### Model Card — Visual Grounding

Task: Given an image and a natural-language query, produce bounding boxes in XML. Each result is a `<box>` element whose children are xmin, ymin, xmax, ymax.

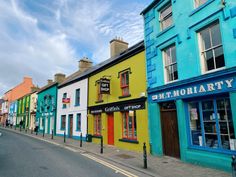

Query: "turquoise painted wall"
<box><xmin>143</xmin><ymin>0</ymin><xmax>236</xmax><ymax>172</ymax></box>
<box><xmin>36</xmin><ymin>84</ymin><xmax>57</xmax><ymax>134</ymax></box>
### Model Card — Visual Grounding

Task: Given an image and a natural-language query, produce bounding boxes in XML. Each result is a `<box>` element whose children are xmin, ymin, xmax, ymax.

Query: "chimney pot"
<box><xmin>78</xmin><ymin>57</ymin><xmax>93</xmax><ymax>72</ymax></box>
<box><xmin>54</xmin><ymin>73</ymin><xmax>66</xmax><ymax>84</ymax></box>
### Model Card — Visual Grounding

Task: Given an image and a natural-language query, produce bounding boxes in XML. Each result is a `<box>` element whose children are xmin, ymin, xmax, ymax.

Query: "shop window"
<box><xmin>122</xmin><ymin>111</ymin><xmax>137</xmax><ymax>140</ymax></box>
<box><xmin>163</xmin><ymin>45</ymin><xmax>178</xmax><ymax>82</ymax></box>
<box><xmin>76</xmin><ymin>113</ymin><xmax>81</xmax><ymax>131</ymax></box>
<box><xmin>159</xmin><ymin>2</ymin><xmax>173</xmax><ymax>31</ymax></box>
<box><xmin>97</xmin><ymin>82</ymin><xmax>103</xmax><ymax>102</ymax></box>
<box><xmin>187</xmin><ymin>97</ymin><xmax>235</xmax><ymax>151</ymax></box>
<box><xmin>75</xmin><ymin>89</ymin><xmax>80</xmax><ymax>106</ymax></box>
<box><xmin>61</xmin><ymin>115</ymin><xmax>66</xmax><ymax>130</ymax></box>
<box><xmin>94</xmin><ymin>114</ymin><xmax>101</xmax><ymax>136</ymax></box>
<box><xmin>198</xmin><ymin>22</ymin><xmax>225</xmax><ymax>72</ymax></box>
<box><xmin>62</xmin><ymin>93</ymin><xmax>67</xmax><ymax>109</ymax></box>
<box><xmin>40</xmin><ymin>117</ymin><xmax>44</xmax><ymax>129</ymax></box>
<box><xmin>120</xmin><ymin>71</ymin><xmax>129</xmax><ymax>96</ymax></box>
<box><xmin>194</xmin><ymin>0</ymin><xmax>207</xmax><ymax>8</ymax></box>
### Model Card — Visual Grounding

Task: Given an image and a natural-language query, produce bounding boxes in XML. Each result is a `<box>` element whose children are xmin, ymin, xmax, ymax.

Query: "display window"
<box><xmin>94</xmin><ymin>114</ymin><xmax>101</xmax><ymax>136</ymax></box>
<box><xmin>187</xmin><ymin>97</ymin><xmax>235</xmax><ymax>152</ymax></box>
<box><xmin>122</xmin><ymin>111</ymin><xmax>137</xmax><ymax>140</ymax></box>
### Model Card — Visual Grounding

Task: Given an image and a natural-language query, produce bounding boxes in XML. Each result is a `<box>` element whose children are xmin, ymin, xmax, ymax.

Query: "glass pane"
<box><xmin>165</xmin><ymin>48</ymin><xmax>171</xmax><ymax>66</ymax></box>
<box><xmin>128</xmin><ymin>115</ymin><xmax>133</xmax><ymax>138</ymax></box>
<box><xmin>189</xmin><ymin>102</ymin><xmax>202</xmax><ymax>146</ymax></box>
<box><xmin>202</xmin><ymin>100</ymin><xmax>214</xmax><ymax>121</ymax></box>
<box><xmin>133</xmin><ymin>114</ymin><xmax>137</xmax><ymax>138</ymax></box>
<box><xmin>171</xmin><ymin>46</ymin><xmax>176</xmax><ymax>63</ymax></box>
<box><xmin>204</xmin><ymin>50</ymin><xmax>214</xmax><ymax>71</ymax></box>
<box><xmin>173</xmin><ymin>64</ymin><xmax>178</xmax><ymax>80</ymax></box>
<box><xmin>123</xmin><ymin>113</ymin><xmax>127</xmax><ymax>137</ymax></box>
<box><xmin>162</xmin><ymin>16</ymin><xmax>172</xmax><ymax>30</ymax></box>
<box><xmin>160</xmin><ymin>5</ymin><xmax>172</xmax><ymax>19</ymax></box>
<box><xmin>200</xmin><ymin>28</ymin><xmax>211</xmax><ymax>50</ymax></box>
<box><xmin>214</xmin><ymin>46</ymin><xmax>225</xmax><ymax>68</ymax></box>
<box><xmin>211</xmin><ymin>23</ymin><xmax>222</xmax><ymax>47</ymax></box>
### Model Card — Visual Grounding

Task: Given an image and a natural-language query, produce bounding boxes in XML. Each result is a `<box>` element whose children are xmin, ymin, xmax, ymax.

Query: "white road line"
<box><xmin>82</xmin><ymin>153</ymin><xmax>138</xmax><ymax>177</ymax></box>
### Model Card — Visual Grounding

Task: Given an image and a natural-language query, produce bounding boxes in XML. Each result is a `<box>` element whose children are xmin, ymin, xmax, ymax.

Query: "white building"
<box><xmin>56</xmin><ymin>58</ymin><xmax>92</xmax><ymax>140</ymax></box>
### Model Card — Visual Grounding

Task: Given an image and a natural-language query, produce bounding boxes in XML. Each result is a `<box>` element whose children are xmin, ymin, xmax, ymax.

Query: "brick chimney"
<box><xmin>110</xmin><ymin>37</ymin><xmax>128</xmax><ymax>58</ymax></box>
<box><xmin>47</xmin><ymin>80</ymin><xmax>53</xmax><ymax>85</ymax></box>
<box><xmin>54</xmin><ymin>73</ymin><xmax>66</xmax><ymax>84</ymax></box>
<box><xmin>79</xmin><ymin>57</ymin><xmax>93</xmax><ymax>72</ymax></box>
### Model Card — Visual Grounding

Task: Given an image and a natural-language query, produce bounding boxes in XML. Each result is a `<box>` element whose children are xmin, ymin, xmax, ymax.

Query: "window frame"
<box><xmin>198</xmin><ymin>21</ymin><xmax>225</xmax><ymax>73</ymax></box>
<box><xmin>76</xmin><ymin>113</ymin><xmax>81</xmax><ymax>132</ymax></box>
<box><xmin>61</xmin><ymin>115</ymin><xmax>66</xmax><ymax>130</ymax></box>
<box><xmin>163</xmin><ymin>44</ymin><xmax>178</xmax><ymax>83</ymax></box>
<box><xmin>122</xmin><ymin>111</ymin><xmax>137</xmax><ymax>140</ymax></box>
<box><xmin>75</xmin><ymin>88</ymin><xmax>80</xmax><ymax>106</ymax></box>
<box><xmin>159</xmin><ymin>2</ymin><xmax>173</xmax><ymax>31</ymax></box>
<box><xmin>62</xmin><ymin>93</ymin><xmax>67</xmax><ymax>109</ymax></box>
<box><xmin>186</xmin><ymin>96</ymin><xmax>236</xmax><ymax>154</ymax></box>
<box><xmin>94</xmin><ymin>114</ymin><xmax>102</xmax><ymax>136</ymax></box>
<box><xmin>120</xmin><ymin>71</ymin><xmax>130</xmax><ymax>96</ymax></box>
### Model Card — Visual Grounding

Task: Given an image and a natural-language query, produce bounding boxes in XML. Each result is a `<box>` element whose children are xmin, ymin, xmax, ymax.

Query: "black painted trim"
<box><xmin>119</xmin><ymin>139</ymin><xmax>139</xmax><ymax>144</ymax></box>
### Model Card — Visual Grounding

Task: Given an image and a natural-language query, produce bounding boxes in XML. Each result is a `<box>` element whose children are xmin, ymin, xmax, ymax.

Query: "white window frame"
<box><xmin>163</xmin><ymin>44</ymin><xmax>178</xmax><ymax>83</ymax></box>
<box><xmin>198</xmin><ymin>22</ymin><xmax>225</xmax><ymax>73</ymax></box>
<box><xmin>159</xmin><ymin>3</ymin><xmax>173</xmax><ymax>31</ymax></box>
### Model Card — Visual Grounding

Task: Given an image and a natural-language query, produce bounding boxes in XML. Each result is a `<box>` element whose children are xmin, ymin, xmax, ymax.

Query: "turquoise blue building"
<box><xmin>36</xmin><ymin>74</ymin><xmax>65</xmax><ymax>135</ymax></box>
<box><xmin>142</xmin><ymin>0</ymin><xmax>236</xmax><ymax>171</ymax></box>
<box><xmin>9</xmin><ymin>101</ymin><xmax>17</xmax><ymax>126</ymax></box>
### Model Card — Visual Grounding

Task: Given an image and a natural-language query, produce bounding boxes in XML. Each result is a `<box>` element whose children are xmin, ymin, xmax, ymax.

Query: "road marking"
<box><xmin>82</xmin><ymin>153</ymin><xmax>138</xmax><ymax>177</ymax></box>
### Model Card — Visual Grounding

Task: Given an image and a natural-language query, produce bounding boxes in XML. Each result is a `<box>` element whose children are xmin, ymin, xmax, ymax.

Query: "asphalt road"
<box><xmin>0</xmin><ymin>129</ymin><xmax>128</xmax><ymax>177</ymax></box>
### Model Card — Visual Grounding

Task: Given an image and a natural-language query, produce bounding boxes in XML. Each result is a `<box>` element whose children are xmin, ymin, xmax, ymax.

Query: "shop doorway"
<box><xmin>160</xmin><ymin>102</ymin><xmax>180</xmax><ymax>158</ymax></box>
<box><xmin>68</xmin><ymin>114</ymin><xmax>73</xmax><ymax>138</ymax></box>
<box><xmin>107</xmin><ymin>113</ymin><xmax>114</xmax><ymax>145</ymax></box>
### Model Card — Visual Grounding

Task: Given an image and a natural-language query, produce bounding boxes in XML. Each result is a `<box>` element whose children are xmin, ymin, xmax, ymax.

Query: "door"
<box><xmin>45</xmin><ymin>117</ymin><xmax>48</xmax><ymax>134</ymax></box>
<box><xmin>107</xmin><ymin>113</ymin><xmax>114</xmax><ymax>145</ymax></box>
<box><xmin>160</xmin><ymin>102</ymin><xmax>180</xmax><ymax>158</ymax></box>
<box><xmin>69</xmin><ymin>114</ymin><xmax>73</xmax><ymax>138</ymax></box>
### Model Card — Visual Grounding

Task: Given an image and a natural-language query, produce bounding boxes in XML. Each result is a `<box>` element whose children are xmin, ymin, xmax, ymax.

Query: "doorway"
<box><xmin>107</xmin><ymin>113</ymin><xmax>114</xmax><ymax>145</ymax></box>
<box><xmin>68</xmin><ymin>114</ymin><xmax>73</xmax><ymax>138</ymax></box>
<box><xmin>160</xmin><ymin>102</ymin><xmax>180</xmax><ymax>158</ymax></box>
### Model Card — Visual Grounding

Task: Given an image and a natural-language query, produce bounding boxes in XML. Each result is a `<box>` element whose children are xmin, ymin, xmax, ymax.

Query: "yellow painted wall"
<box><xmin>88</xmin><ymin>50</ymin><xmax>150</xmax><ymax>153</ymax></box>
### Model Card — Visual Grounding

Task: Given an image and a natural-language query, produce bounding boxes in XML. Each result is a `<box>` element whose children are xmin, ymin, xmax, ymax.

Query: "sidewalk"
<box><xmin>1</xmin><ymin>127</ymin><xmax>231</xmax><ymax>177</ymax></box>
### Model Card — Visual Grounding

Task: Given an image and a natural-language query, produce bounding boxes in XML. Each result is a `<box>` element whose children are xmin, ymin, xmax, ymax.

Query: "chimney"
<box><xmin>79</xmin><ymin>57</ymin><xmax>93</xmax><ymax>72</ymax></box>
<box><xmin>47</xmin><ymin>80</ymin><xmax>53</xmax><ymax>85</ymax></box>
<box><xmin>54</xmin><ymin>73</ymin><xmax>66</xmax><ymax>84</ymax></box>
<box><xmin>23</xmin><ymin>77</ymin><xmax>32</xmax><ymax>83</ymax></box>
<box><xmin>110</xmin><ymin>37</ymin><xmax>128</xmax><ymax>58</ymax></box>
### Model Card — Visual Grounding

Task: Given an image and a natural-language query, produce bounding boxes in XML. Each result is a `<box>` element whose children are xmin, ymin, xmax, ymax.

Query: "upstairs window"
<box><xmin>160</xmin><ymin>3</ymin><xmax>173</xmax><ymax>31</ymax></box>
<box><xmin>120</xmin><ymin>71</ymin><xmax>129</xmax><ymax>96</ymax></box>
<box><xmin>76</xmin><ymin>113</ymin><xmax>81</xmax><ymax>131</ymax></box>
<box><xmin>94</xmin><ymin>114</ymin><xmax>101</xmax><ymax>136</ymax></box>
<box><xmin>62</xmin><ymin>93</ymin><xmax>67</xmax><ymax>109</ymax></box>
<box><xmin>163</xmin><ymin>45</ymin><xmax>178</xmax><ymax>82</ymax></box>
<box><xmin>75</xmin><ymin>89</ymin><xmax>80</xmax><ymax>106</ymax></box>
<box><xmin>198</xmin><ymin>22</ymin><xmax>225</xmax><ymax>72</ymax></box>
<box><xmin>61</xmin><ymin>115</ymin><xmax>66</xmax><ymax>130</ymax></box>
<box><xmin>194</xmin><ymin>0</ymin><xmax>207</xmax><ymax>8</ymax></box>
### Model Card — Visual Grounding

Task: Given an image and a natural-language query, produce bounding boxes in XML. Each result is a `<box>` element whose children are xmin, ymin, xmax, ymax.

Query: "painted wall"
<box><xmin>29</xmin><ymin>92</ymin><xmax>37</xmax><ymax>130</ymax></box>
<box><xmin>9</xmin><ymin>101</ymin><xmax>17</xmax><ymax>125</ymax></box>
<box><xmin>17</xmin><ymin>95</ymin><xmax>30</xmax><ymax>128</ymax></box>
<box><xmin>36</xmin><ymin>85</ymin><xmax>57</xmax><ymax>134</ymax></box>
<box><xmin>56</xmin><ymin>78</ymin><xmax>88</xmax><ymax>139</ymax></box>
<box><xmin>88</xmin><ymin>50</ymin><xmax>150</xmax><ymax>152</ymax></box>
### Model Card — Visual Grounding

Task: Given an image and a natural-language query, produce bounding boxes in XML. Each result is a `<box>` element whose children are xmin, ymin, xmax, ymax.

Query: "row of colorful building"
<box><xmin>0</xmin><ymin>0</ymin><xmax>236</xmax><ymax>172</ymax></box>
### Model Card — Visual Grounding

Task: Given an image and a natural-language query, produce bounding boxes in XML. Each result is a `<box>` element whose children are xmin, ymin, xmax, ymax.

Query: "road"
<box><xmin>0</xmin><ymin>129</ymin><xmax>137</xmax><ymax>177</ymax></box>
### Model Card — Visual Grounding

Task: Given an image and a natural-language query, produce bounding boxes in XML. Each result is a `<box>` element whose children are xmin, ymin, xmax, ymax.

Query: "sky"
<box><xmin>0</xmin><ymin>0</ymin><xmax>152</xmax><ymax>96</ymax></box>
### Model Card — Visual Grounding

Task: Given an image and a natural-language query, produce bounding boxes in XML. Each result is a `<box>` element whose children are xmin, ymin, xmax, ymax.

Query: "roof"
<box><xmin>140</xmin><ymin>0</ymin><xmax>160</xmax><ymax>15</ymax></box>
<box><xmin>37</xmin><ymin>82</ymin><xmax>58</xmax><ymax>94</ymax></box>
<box><xmin>58</xmin><ymin>40</ymin><xmax>144</xmax><ymax>88</ymax></box>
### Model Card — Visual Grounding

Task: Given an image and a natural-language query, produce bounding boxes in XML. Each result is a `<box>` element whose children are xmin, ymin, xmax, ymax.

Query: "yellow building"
<box><xmin>88</xmin><ymin>39</ymin><xmax>149</xmax><ymax>152</ymax></box>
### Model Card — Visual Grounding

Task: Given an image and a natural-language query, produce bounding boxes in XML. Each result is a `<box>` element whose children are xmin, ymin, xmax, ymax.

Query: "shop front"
<box><xmin>148</xmin><ymin>68</ymin><xmax>236</xmax><ymax>171</ymax></box>
<box><xmin>88</xmin><ymin>97</ymin><xmax>149</xmax><ymax>152</ymax></box>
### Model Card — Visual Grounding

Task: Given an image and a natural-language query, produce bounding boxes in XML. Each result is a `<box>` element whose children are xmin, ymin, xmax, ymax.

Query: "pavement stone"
<box><xmin>0</xmin><ymin>126</ymin><xmax>231</xmax><ymax>177</ymax></box>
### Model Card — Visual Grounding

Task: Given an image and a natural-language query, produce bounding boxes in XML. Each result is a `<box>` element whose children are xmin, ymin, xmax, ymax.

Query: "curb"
<box><xmin>0</xmin><ymin>127</ymin><xmax>156</xmax><ymax>177</ymax></box>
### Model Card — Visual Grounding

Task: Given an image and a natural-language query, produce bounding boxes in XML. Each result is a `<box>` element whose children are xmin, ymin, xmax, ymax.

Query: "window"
<box><xmin>199</xmin><ymin>22</ymin><xmax>225</xmax><ymax>72</ymax></box>
<box><xmin>61</xmin><ymin>115</ymin><xmax>66</xmax><ymax>130</ymax></box>
<box><xmin>62</xmin><ymin>93</ymin><xmax>67</xmax><ymax>109</ymax></box>
<box><xmin>76</xmin><ymin>113</ymin><xmax>81</xmax><ymax>131</ymax></box>
<box><xmin>122</xmin><ymin>111</ymin><xmax>137</xmax><ymax>140</ymax></box>
<box><xmin>94</xmin><ymin>114</ymin><xmax>101</xmax><ymax>135</ymax></box>
<box><xmin>160</xmin><ymin>3</ymin><xmax>173</xmax><ymax>31</ymax></box>
<box><xmin>194</xmin><ymin>0</ymin><xmax>207</xmax><ymax>8</ymax></box>
<box><xmin>187</xmin><ymin>97</ymin><xmax>235</xmax><ymax>151</ymax></box>
<box><xmin>75</xmin><ymin>89</ymin><xmax>80</xmax><ymax>106</ymax></box>
<box><xmin>120</xmin><ymin>71</ymin><xmax>129</xmax><ymax>96</ymax></box>
<box><xmin>97</xmin><ymin>82</ymin><xmax>103</xmax><ymax>101</ymax></box>
<box><xmin>163</xmin><ymin>45</ymin><xmax>178</xmax><ymax>82</ymax></box>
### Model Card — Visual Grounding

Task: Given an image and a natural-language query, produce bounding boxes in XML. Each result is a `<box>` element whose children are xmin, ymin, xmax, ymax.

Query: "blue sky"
<box><xmin>0</xmin><ymin>0</ymin><xmax>152</xmax><ymax>96</ymax></box>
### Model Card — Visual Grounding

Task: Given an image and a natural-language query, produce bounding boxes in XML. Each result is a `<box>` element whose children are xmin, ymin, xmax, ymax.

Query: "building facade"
<box><xmin>142</xmin><ymin>0</ymin><xmax>236</xmax><ymax>171</ymax></box>
<box><xmin>17</xmin><ymin>94</ymin><xmax>30</xmax><ymax>128</ymax></box>
<box><xmin>56</xmin><ymin>58</ymin><xmax>92</xmax><ymax>140</ymax></box>
<box><xmin>29</xmin><ymin>92</ymin><xmax>37</xmax><ymax>131</ymax></box>
<box><xmin>87</xmin><ymin>39</ymin><xmax>149</xmax><ymax>152</ymax></box>
<box><xmin>9</xmin><ymin>101</ymin><xmax>17</xmax><ymax>126</ymax></box>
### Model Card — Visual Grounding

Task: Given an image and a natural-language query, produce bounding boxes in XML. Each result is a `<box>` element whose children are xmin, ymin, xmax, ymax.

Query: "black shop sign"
<box><xmin>100</xmin><ymin>79</ymin><xmax>110</xmax><ymax>94</ymax></box>
<box><xmin>90</xmin><ymin>101</ymin><xmax>145</xmax><ymax>114</ymax></box>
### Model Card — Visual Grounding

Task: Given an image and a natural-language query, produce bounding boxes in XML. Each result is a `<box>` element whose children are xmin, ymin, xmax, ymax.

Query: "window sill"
<box><xmin>188</xmin><ymin>145</ymin><xmax>236</xmax><ymax>155</ymax></box>
<box><xmin>95</xmin><ymin>100</ymin><xmax>104</xmax><ymax>104</ymax></box>
<box><xmin>74</xmin><ymin>104</ymin><xmax>80</xmax><ymax>107</ymax></box>
<box><xmin>118</xmin><ymin>94</ymin><xmax>131</xmax><ymax>99</ymax></box>
<box><xmin>189</xmin><ymin>0</ymin><xmax>215</xmax><ymax>17</ymax></box>
<box><xmin>119</xmin><ymin>138</ymin><xmax>139</xmax><ymax>144</ymax></box>
<box><xmin>202</xmin><ymin>66</ymin><xmax>226</xmax><ymax>75</ymax></box>
<box><xmin>156</xmin><ymin>24</ymin><xmax>175</xmax><ymax>38</ymax></box>
<box><xmin>93</xmin><ymin>135</ymin><xmax>102</xmax><ymax>139</ymax></box>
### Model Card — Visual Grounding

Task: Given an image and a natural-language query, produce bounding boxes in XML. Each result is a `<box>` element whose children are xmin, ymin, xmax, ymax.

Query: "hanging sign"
<box><xmin>62</xmin><ymin>98</ymin><xmax>70</xmax><ymax>104</ymax></box>
<box><xmin>100</xmin><ymin>78</ymin><xmax>110</xmax><ymax>94</ymax></box>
